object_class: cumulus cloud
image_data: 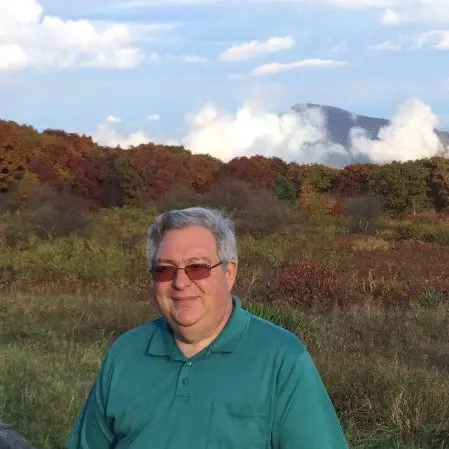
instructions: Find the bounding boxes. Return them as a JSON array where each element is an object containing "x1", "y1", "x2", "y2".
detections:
[
  {"x1": 350, "y1": 99, "x2": 443, "y2": 163},
  {"x1": 86, "y1": 99, "x2": 444, "y2": 166},
  {"x1": 146, "y1": 114, "x2": 160, "y2": 121},
  {"x1": 381, "y1": 8, "x2": 401, "y2": 25},
  {"x1": 180, "y1": 101, "x2": 349, "y2": 165},
  {"x1": 251, "y1": 58, "x2": 347, "y2": 76},
  {"x1": 179, "y1": 99, "x2": 444, "y2": 166},
  {"x1": 0, "y1": 0, "x2": 174, "y2": 70},
  {"x1": 0, "y1": 44, "x2": 28, "y2": 70},
  {"x1": 91, "y1": 117, "x2": 152, "y2": 148},
  {"x1": 219, "y1": 36, "x2": 295, "y2": 62}
]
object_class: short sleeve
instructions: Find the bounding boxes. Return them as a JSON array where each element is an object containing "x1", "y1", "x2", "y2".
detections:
[
  {"x1": 66, "y1": 351, "x2": 116, "y2": 449},
  {"x1": 272, "y1": 349, "x2": 348, "y2": 449}
]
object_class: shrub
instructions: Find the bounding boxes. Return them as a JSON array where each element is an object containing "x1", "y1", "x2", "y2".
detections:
[
  {"x1": 276, "y1": 260, "x2": 346, "y2": 311},
  {"x1": 0, "y1": 181, "x2": 91, "y2": 241},
  {"x1": 341, "y1": 194, "x2": 384, "y2": 234}
]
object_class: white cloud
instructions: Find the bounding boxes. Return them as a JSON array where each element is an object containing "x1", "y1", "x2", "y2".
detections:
[
  {"x1": 0, "y1": 0, "x2": 174, "y2": 71},
  {"x1": 381, "y1": 8, "x2": 401, "y2": 25},
  {"x1": 106, "y1": 114, "x2": 122, "y2": 123},
  {"x1": 180, "y1": 101, "x2": 348, "y2": 164},
  {"x1": 0, "y1": 44, "x2": 28, "y2": 70},
  {"x1": 87, "y1": 99, "x2": 445, "y2": 166},
  {"x1": 91, "y1": 123, "x2": 152, "y2": 148},
  {"x1": 219, "y1": 36, "x2": 295, "y2": 62},
  {"x1": 369, "y1": 40, "x2": 402, "y2": 51},
  {"x1": 251, "y1": 58, "x2": 347, "y2": 76},
  {"x1": 0, "y1": 0, "x2": 43, "y2": 31},
  {"x1": 350, "y1": 99, "x2": 443, "y2": 163},
  {"x1": 412, "y1": 30, "x2": 449, "y2": 49},
  {"x1": 146, "y1": 114, "x2": 160, "y2": 121}
]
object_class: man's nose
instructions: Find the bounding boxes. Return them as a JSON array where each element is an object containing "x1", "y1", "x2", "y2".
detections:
[{"x1": 172, "y1": 267, "x2": 192, "y2": 289}]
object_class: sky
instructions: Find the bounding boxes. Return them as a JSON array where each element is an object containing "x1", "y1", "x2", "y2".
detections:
[{"x1": 0, "y1": 0, "x2": 448, "y2": 166}]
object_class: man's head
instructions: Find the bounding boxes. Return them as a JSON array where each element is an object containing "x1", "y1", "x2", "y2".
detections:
[{"x1": 147, "y1": 207, "x2": 238, "y2": 343}]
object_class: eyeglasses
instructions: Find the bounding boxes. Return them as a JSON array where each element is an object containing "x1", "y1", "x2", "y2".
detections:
[{"x1": 150, "y1": 261, "x2": 224, "y2": 282}]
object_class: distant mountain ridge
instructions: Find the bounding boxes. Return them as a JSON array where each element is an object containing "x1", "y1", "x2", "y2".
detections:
[{"x1": 291, "y1": 103, "x2": 449, "y2": 150}]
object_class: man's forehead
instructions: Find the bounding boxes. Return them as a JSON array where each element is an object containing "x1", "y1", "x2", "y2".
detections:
[{"x1": 155, "y1": 227, "x2": 219, "y2": 259}]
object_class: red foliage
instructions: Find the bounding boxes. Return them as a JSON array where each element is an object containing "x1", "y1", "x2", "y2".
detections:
[
  {"x1": 406, "y1": 211, "x2": 449, "y2": 221},
  {"x1": 332, "y1": 163, "x2": 377, "y2": 197},
  {"x1": 277, "y1": 260, "x2": 346, "y2": 310},
  {"x1": 328, "y1": 199, "x2": 343, "y2": 216},
  {"x1": 218, "y1": 155, "x2": 287, "y2": 190}
]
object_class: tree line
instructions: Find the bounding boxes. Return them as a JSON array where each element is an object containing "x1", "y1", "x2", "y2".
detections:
[{"x1": 1, "y1": 118, "x2": 449, "y2": 216}]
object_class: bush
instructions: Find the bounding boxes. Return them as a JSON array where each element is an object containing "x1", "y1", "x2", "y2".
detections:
[
  {"x1": 205, "y1": 177, "x2": 299, "y2": 236},
  {"x1": 399, "y1": 220, "x2": 449, "y2": 245},
  {"x1": 0, "y1": 181, "x2": 91, "y2": 241},
  {"x1": 341, "y1": 194, "x2": 384, "y2": 234},
  {"x1": 276, "y1": 260, "x2": 346, "y2": 311}
]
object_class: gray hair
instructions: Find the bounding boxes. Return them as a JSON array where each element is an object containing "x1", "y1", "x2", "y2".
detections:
[{"x1": 146, "y1": 207, "x2": 238, "y2": 269}]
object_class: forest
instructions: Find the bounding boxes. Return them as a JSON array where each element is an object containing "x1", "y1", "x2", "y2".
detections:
[{"x1": 1, "y1": 118, "x2": 449, "y2": 217}]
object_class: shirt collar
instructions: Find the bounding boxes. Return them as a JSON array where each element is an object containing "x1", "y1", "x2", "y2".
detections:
[{"x1": 146, "y1": 295, "x2": 250, "y2": 358}]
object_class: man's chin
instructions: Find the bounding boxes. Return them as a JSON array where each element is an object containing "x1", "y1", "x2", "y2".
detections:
[{"x1": 172, "y1": 312, "x2": 202, "y2": 328}]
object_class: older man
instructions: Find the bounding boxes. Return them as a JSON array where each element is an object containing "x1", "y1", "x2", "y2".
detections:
[{"x1": 67, "y1": 207, "x2": 348, "y2": 449}]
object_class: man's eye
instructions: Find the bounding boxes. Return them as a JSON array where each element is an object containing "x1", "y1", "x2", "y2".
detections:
[
  {"x1": 155, "y1": 266, "x2": 171, "y2": 272},
  {"x1": 188, "y1": 264, "x2": 207, "y2": 270}
]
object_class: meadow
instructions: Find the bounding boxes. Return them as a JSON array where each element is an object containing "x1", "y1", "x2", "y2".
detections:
[{"x1": 0, "y1": 205, "x2": 448, "y2": 449}]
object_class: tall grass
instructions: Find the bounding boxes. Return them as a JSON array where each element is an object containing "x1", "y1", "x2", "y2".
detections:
[{"x1": 1, "y1": 292, "x2": 448, "y2": 449}]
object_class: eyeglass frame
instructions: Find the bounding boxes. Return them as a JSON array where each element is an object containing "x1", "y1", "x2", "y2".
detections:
[{"x1": 149, "y1": 260, "x2": 227, "y2": 282}]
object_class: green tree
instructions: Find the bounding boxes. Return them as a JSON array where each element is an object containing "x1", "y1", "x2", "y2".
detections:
[
  {"x1": 426, "y1": 157, "x2": 449, "y2": 212},
  {"x1": 369, "y1": 161, "x2": 431, "y2": 214},
  {"x1": 274, "y1": 175, "x2": 296, "y2": 202}
]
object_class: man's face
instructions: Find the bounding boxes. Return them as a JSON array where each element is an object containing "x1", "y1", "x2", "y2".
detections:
[{"x1": 152, "y1": 226, "x2": 237, "y2": 338}]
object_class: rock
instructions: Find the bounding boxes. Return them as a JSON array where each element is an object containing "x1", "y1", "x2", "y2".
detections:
[{"x1": 0, "y1": 422, "x2": 37, "y2": 449}]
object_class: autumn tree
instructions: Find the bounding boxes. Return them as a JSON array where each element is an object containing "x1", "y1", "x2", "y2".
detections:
[
  {"x1": 299, "y1": 163, "x2": 339, "y2": 194},
  {"x1": 218, "y1": 155, "x2": 288, "y2": 191},
  {"x1": 331, "y1": 163, "x2": 377, "y2": 197},
  {"x1": 426, "y1": 157, "x2": 449, "y2": 212},
  {"x1": 369, "y1": 161, "x2": 431, "y2": 214}
]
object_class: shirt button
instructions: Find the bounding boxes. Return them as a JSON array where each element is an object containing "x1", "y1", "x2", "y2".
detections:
[
  {"x1": 186, "y1": 361, "x2": 192, "y2": 366},
  {"x1": 182, "y1": 377, "x2": 189, "y2": 385}
]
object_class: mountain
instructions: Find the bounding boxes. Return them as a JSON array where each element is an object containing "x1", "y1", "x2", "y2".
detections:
[{"x1": 291, "y1": 103, "x2": 449, "y2": 150}]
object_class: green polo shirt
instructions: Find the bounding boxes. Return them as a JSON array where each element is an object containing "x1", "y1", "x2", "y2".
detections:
[{"x1": 67, "y1": 296, "x2": 348, "y2": 449}]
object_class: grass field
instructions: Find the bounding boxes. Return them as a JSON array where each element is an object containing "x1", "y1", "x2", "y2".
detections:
[
  {"x1": 1, "y1": 290, "x2": 448, "y2": 449},
  {"x1": 1, "y1": 207, "x2": 448, "y2": 448}
]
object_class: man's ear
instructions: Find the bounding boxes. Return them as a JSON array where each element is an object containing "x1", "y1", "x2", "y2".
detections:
[{"x1": 225, "y1": 260, "x2": 238, "y2": 292}]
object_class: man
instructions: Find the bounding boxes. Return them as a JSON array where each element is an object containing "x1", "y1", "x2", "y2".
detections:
[{"x1": 67, "y1": 207, "x2": 348, "y2": 449}]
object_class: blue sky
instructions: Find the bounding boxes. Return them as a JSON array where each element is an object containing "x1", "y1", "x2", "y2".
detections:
[{"x1": 0, "y1": 0, "x2": 448, "y2": 165}]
